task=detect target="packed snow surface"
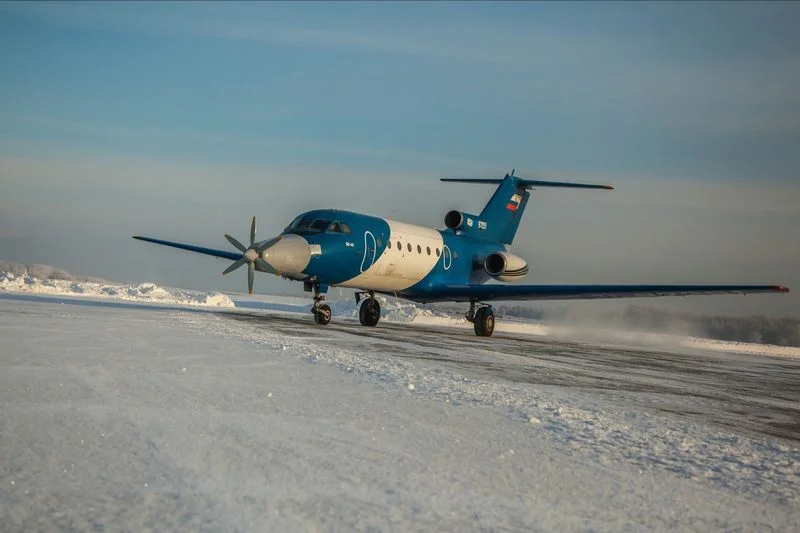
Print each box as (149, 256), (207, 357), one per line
(235, 293), (800, 358)
(1, 294), (798, 532)
(0, 271), (234, 308)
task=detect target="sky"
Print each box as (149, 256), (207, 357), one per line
(1, 1), (798, 316)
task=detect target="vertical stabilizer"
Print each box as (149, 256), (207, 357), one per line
(477, 173), (530, 245)
(440, 171), (613, 245)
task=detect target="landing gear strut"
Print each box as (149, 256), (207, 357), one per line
(355, 290), (381, 327)
(311, 281), (331, 325)
(466, 300), (494, 337)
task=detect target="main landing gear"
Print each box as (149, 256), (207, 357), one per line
(355, 291), (381, 327)
(310, 281), (331, 325)
(466, 300), (495, 337)
(308, 283), (381, 328)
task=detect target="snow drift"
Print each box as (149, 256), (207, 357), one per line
(0, 271), (234, 308)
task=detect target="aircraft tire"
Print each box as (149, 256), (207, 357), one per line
(314, 304), (332, 325)
(473, 307), (495, 337)
(359, 297), (381, 327)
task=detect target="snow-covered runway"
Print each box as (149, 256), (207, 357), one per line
(1, 295), (798, 531)
(227, 310), (800, 442)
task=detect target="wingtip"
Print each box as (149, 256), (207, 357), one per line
(603, 185), (615, 190)
(773, 285), (790, 293)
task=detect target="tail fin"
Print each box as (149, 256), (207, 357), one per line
(441, 171), (613, 245)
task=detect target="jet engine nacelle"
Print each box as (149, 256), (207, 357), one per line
(484, 252), (529, 282)
(444, 210), (479, 231)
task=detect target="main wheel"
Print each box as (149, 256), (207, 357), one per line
(359, 297), (381, 327)
(473, 307), (495, 337)
(313, 303), (332, 325)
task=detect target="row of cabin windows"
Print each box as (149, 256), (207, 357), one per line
(387, 240), (441, 257)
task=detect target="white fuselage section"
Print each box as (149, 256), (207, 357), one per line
(337, 219), (445, 292)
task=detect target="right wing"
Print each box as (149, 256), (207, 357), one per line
(410, 283), (789, 303)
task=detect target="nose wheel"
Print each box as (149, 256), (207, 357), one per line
(313, 303), (332, 325)
(310, 281), (332, 326)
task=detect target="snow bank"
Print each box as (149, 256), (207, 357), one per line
(681, 337), (800, 358)
(234, 294), (471, 326)
(332, 296), (467, 326)
(0, 271), (234, 308)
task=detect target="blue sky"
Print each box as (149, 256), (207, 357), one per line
(1, 2), (798, 315)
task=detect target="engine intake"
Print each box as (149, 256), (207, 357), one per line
(444, 210), (466, 230)
(484, 252), (528, 282)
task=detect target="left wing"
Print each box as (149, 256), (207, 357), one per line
(411, 284), (789, 303)
(133, 236), (241, 261)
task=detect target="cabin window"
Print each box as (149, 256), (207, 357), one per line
(376, 238), (382, 248)
(426, 246), (431, 255)
(387, 241), (392, 250)
(436, 248), (440, 257)
(396, 241), (401, 250)
(407, 243), (412, 252)
(416, 245), (421, 254)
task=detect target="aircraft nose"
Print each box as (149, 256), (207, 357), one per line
(260, 234), (311, 275)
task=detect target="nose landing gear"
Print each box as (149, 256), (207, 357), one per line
(466, 300), (495, 337)
(310, 281), (332, 325)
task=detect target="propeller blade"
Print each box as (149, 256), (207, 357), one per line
(256, 236), (282, 253)
(225, 234), (247, 253)
(222, 257), (247, 275)
(256, 258), (276, 274)
(250, 216), (257, 247)
(247, 262), (255, 294)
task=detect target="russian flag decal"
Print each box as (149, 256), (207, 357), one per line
(506, 193), (522, 211)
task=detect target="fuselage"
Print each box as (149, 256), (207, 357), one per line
(264, 209), (514, 303)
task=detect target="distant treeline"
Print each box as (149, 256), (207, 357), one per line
(493, 304), (800, 347)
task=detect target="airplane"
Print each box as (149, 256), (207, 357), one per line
(133, 171), (789, 337)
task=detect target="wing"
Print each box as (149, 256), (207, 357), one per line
(133, 236), (241, 261)
(412, 284), (789, 303)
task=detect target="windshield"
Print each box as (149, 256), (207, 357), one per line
(284, 215), (333, 234)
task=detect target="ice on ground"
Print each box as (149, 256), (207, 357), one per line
(0, 271), (234, 308)
(1, 298), (798, 532)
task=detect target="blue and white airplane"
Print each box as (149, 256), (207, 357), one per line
(134, 171), (789, 336)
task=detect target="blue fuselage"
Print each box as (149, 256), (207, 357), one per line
(275, 209), (508, 303)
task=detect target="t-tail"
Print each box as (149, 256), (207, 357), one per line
(440, 170), (614, 245)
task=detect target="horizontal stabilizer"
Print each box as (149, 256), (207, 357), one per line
(133, 236), (241, 261)
(440, 177), (613, 190)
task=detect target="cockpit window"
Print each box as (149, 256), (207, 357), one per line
(327, 221), (352, 234)
(284, 215), (305, 232)
(285, 215), (332, 234)
(309, 219), (331, 232)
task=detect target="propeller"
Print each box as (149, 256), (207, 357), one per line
(222, 216), (280, 294)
